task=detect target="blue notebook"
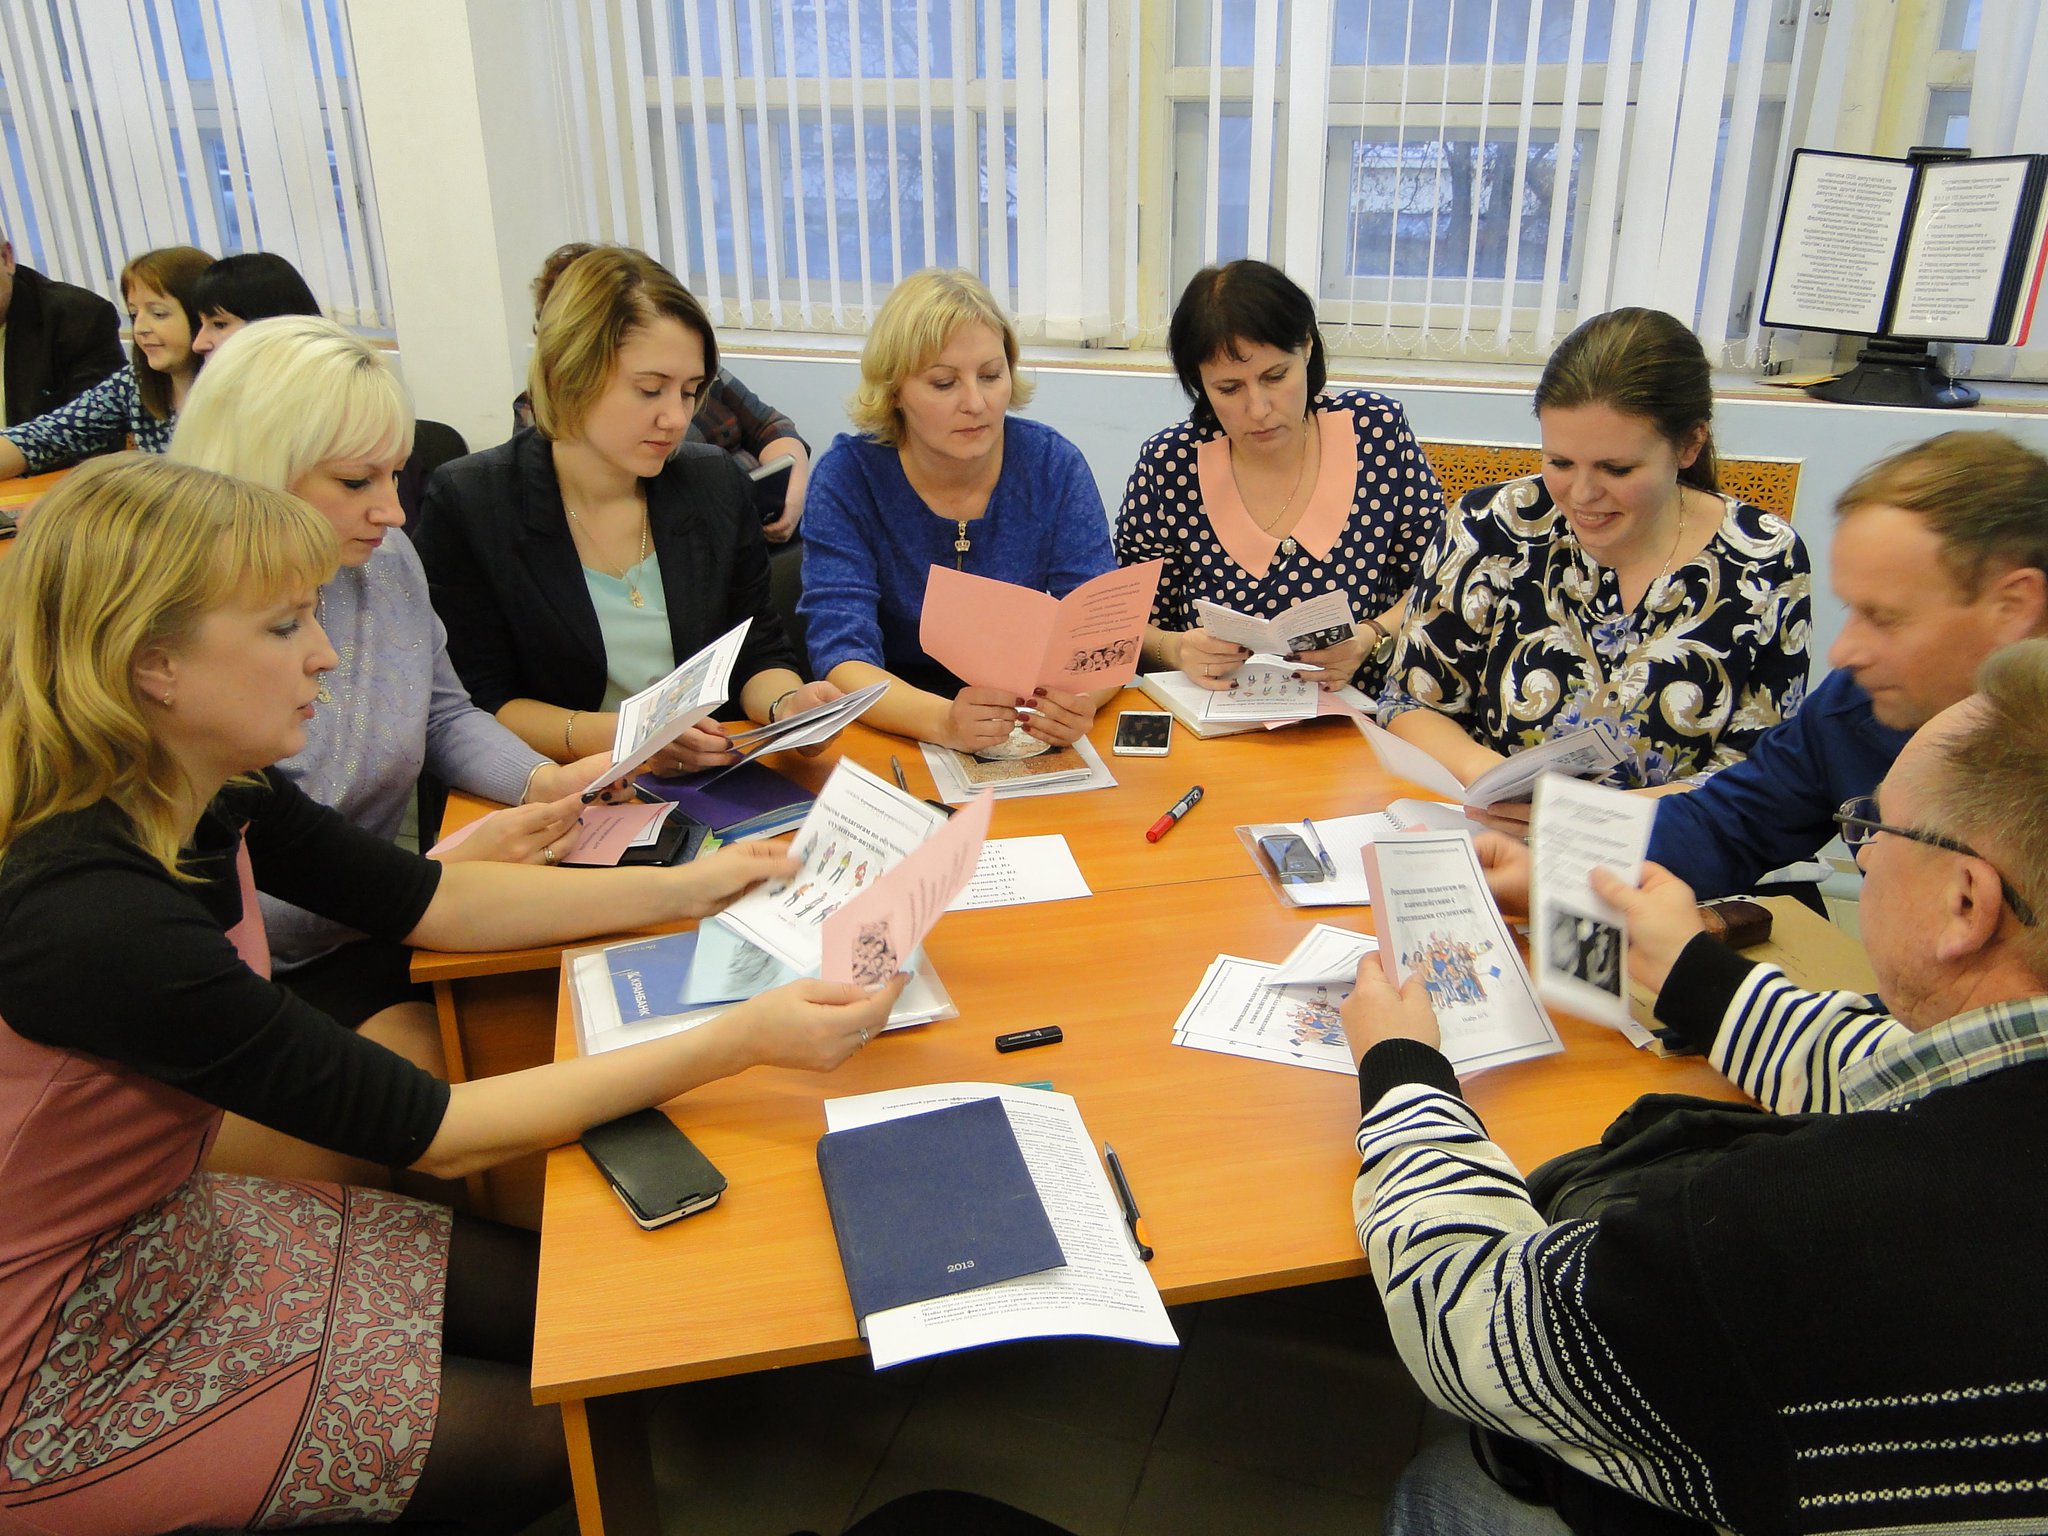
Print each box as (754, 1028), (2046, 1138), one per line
(606, 931), (701, 1021)
(634, 760), (814, 837)
(816, 1097), (1066, 1326)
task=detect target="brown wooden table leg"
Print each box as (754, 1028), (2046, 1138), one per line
(561, 1392), (657, 1536)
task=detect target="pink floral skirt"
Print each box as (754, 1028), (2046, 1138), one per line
(1, 1175), (450, 1534)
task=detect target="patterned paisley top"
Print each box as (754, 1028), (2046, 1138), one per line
(1378, 476), (1811, 786)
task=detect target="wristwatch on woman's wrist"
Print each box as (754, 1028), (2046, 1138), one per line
(1360, 617), (1397, 665)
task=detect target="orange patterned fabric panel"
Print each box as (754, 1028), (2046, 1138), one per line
(1419, 441), (1801, 521)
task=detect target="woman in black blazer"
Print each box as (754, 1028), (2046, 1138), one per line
(416, 246), (833, 772)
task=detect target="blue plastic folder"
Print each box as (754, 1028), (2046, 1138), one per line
(816, 1097), (1066, 1326)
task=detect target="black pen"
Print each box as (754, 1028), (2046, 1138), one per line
(1102, 1143), (1154, 1263)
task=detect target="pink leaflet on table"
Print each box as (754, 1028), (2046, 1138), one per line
(820, 788), (995, 986)
(918, 561), (1162, 697)
(560, 802), (675, 866)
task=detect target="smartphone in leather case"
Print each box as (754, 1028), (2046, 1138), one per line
(580, 1110), (728, 1228)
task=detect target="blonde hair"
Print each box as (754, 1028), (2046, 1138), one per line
(528, 245), (716, 441)
(121, 245), (214, 421)
(0, 455), (338, 879)
(171, 316), (414, 491)
(848, 268), (1034, 445)
(1933, 639), (2048, 970)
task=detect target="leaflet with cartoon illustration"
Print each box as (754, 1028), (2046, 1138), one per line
(711, 760), (956, 975)
(1170, 955), (1359, 1077)
(1360, 830), (1563, 1074)
(1530, 774), (1658, 1041)
(821, 786), (995, 986)
(584, 619), (752, 795)
(919, 561), (1163, 697)
(1191, 590), (1356, 657)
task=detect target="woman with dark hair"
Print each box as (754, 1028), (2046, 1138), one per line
(417, 244), (832, 771)
(1115, 259), (1444, 694)
(1381, 306), (1811, 808)
(189, 251), (322, 356)
(0, 244), (212, 479)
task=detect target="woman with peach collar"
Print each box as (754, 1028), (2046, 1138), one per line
(1115, 259), (1445, 694)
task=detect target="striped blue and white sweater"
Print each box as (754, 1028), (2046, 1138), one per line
(1354, 934), (2048, 1536)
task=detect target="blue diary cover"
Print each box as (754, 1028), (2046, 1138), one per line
(816, 1096), (1066, 1325)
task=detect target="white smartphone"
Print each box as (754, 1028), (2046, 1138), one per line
(1112, 711), (1174, 756)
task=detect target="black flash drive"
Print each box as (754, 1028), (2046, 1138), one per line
(995, 1026), (1064, 1053)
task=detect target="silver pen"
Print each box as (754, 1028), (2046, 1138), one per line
(1301, 817), (1338, 878)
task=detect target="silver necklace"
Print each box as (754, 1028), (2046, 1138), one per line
(566, 503), (652, 607)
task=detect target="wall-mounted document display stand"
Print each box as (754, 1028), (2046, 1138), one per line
(1759, 146), (2048, 409)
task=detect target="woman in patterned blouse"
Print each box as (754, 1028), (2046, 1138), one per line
(0, 245), (211, 479)
(1116, 260), (1445, 695)
(1379, 307), (1811, 817)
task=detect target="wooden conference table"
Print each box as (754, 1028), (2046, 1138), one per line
(412, 705), (1875, 1536)
(0, 470), (70, 559)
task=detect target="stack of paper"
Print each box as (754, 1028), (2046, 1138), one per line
(1135, 671), (1374, 739)
(1237, 801), (1483, 907)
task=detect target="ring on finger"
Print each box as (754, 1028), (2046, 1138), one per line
(858, 1026), (870, 1046)
(541, 843), (558, 865)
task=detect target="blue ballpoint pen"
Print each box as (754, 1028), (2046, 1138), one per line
(1300, 818), (1338, 878)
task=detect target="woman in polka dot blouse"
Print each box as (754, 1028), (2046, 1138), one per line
(1115, 260), (1446, 695)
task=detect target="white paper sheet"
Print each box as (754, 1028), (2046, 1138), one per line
(587, 620), (752, 794)
(946, 836), (1093, 911)
(1354, 718), (1629, 807)
(822, 1083), (1178, 1370)
(1265, 923), (1380, 986)
(1191, 590), (1356, 655)
(1530, 775), (1659, 1043)
(1241, 801), (1481, 907)
(1200, 665), (1319, 721)
(1171, 955), (1358, 1076)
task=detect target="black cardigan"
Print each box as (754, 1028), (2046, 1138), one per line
(2, 264), (126, 428)
(414, 428), (803, 718)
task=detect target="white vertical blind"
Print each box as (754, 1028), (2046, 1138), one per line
(538, 0), (1861, 362)
(0, 0), (390, 326)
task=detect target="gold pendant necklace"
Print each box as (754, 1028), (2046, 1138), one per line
(1244, 420), (1314, 557)
(566, 504), (652, 607)
(955, 518), (970, 569)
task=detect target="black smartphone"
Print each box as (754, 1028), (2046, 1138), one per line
(748, 452), (796, 523)
(1256, 832), (1326, 884)
(580, 1109), (728, 1229)
(1112, 710), (1173, 756)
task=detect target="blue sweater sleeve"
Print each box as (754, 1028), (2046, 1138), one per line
(797, 436), (893, 678)
(1035, 429), (1116, 597)
(1646, 669), (1889, 898)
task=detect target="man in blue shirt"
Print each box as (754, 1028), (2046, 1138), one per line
(1647, 431), (2048, 899)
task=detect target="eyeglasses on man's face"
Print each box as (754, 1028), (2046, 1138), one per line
(1834, 795), (2038, 928)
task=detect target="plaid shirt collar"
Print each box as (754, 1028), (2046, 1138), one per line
(1840, 993), (2048, 1111)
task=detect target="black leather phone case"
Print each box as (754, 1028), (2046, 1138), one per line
(580, 1109), (728, 1228)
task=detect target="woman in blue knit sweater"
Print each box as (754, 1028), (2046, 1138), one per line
(799, 269), (1117, 752)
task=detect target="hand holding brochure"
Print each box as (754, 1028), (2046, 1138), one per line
(1192, 590), (1356, 656)
(820, 785), (994, 986)
(1530, 774), (1658, 1041)
(583, 620), (752, 795)
(713, 760), (955, 974)
(919, 561), (1163, 697)
(1356, 717), (1629, 808)
(1361, 830), (1563, 1074)
(697, 681), (891, 784)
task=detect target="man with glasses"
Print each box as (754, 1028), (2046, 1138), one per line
(1349, 640), (2048, 1535)
(1645, 430), (2048, 899)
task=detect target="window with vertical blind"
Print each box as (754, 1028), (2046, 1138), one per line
(561, 0), (1870, 365)
(0, 0), (388, 329)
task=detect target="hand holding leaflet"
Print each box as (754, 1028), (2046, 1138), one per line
(1355, 716), (1629, 808)
(822, 787), (995, 986)
(920, 561), (1163, 697)
(694, 681), (891, 784)
(1192, 590), (1356, 657)
(582, 620), (753, 796)
(1529, 774), (1659, 1040)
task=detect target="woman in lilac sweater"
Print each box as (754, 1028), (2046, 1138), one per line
(799, 268), (1116, 752)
